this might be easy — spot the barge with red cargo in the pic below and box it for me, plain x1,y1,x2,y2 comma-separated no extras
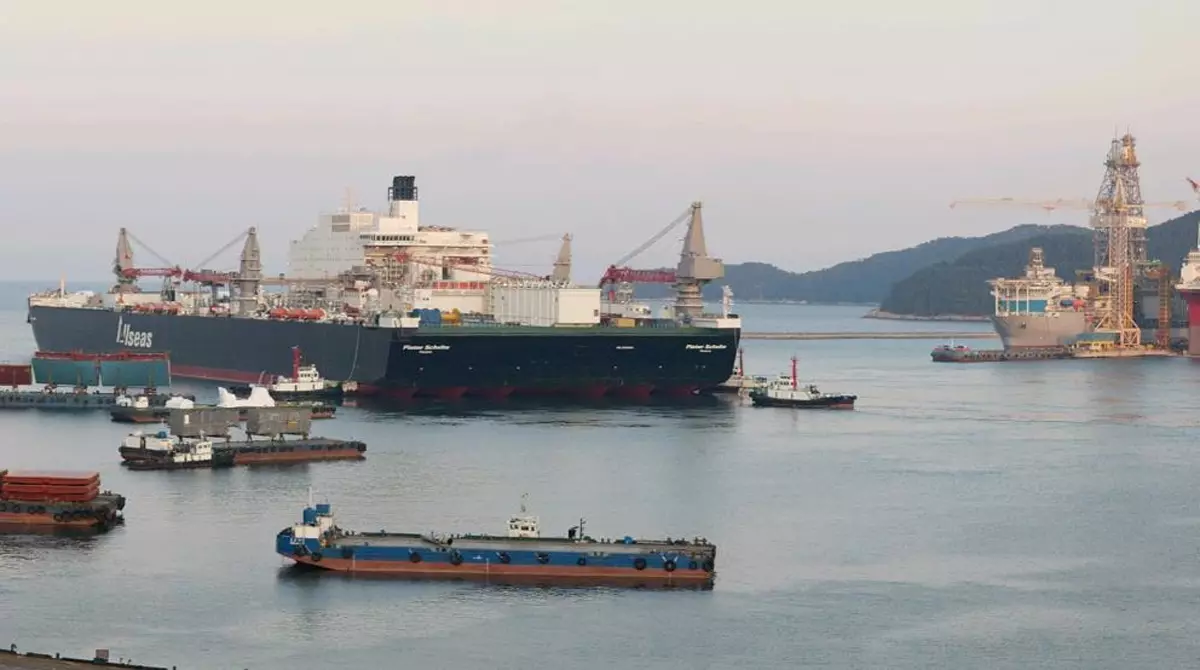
276,497,716,587
27,176,740,401
0,470,125,532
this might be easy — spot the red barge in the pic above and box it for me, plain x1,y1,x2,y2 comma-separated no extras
0,470,126,532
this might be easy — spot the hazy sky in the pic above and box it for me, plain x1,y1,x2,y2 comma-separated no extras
3,1,1199,283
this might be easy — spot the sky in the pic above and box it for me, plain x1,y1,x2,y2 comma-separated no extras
2,0,1200,283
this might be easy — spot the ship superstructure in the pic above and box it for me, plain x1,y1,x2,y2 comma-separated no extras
28,175,741,399
989,248,1090,349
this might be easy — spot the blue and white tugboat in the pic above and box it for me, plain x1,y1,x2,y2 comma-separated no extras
749,357,856,409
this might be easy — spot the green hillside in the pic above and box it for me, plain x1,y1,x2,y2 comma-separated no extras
636,224,1080,303
878,210,1200,316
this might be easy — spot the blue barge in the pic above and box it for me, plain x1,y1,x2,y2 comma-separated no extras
276,500,716,587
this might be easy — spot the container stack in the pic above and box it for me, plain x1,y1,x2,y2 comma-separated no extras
245,407,312,437
0,470,101,503
168,407,239,437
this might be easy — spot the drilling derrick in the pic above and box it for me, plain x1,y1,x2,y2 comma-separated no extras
1090,134,1144,348
1093,133,1147,269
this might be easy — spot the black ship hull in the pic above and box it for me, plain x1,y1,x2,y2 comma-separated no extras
28,306,740,399
750,394,856,409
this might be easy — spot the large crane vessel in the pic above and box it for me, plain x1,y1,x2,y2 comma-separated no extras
27,176,740,399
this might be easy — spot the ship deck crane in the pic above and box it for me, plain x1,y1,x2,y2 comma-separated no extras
116,228,248,286
597,206,694,293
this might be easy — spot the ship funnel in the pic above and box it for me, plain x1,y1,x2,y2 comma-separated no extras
389,176,418,202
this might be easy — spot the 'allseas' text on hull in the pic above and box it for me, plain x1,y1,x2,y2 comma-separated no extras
27,175,742,399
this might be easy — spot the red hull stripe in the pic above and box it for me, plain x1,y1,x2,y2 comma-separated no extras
287,555,714,582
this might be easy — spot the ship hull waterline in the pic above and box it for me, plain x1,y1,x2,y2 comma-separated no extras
29,306,739,399
991,312,1089,349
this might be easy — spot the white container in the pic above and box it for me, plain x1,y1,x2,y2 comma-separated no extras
489,283,601,327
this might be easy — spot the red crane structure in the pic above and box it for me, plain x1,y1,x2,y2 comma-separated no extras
596,205,694,298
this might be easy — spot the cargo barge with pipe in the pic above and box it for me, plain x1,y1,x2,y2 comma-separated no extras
0,470,125,532
119,406,365,470
27,176,740,401
120,435,366,470
277,497,715,587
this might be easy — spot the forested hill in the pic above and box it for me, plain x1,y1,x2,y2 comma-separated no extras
636,224,1080,303
877,210,1200,316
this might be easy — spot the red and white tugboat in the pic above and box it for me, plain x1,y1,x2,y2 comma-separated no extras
228,347,344,401
749,357,856,409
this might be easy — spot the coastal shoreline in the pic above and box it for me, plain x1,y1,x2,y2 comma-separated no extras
862,308,990,323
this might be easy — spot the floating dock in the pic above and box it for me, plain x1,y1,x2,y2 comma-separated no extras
932,344,1181,363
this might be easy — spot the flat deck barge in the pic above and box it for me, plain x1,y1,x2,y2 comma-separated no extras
1,389,192,410
121,436,366,470
277,501,715,588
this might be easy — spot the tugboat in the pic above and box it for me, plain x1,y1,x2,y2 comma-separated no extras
930,342,973,362
749,357,856,409
123,438,229,471
276,493,715,587
227,347,343,401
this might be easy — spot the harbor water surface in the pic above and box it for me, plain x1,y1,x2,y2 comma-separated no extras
1,289,1199,668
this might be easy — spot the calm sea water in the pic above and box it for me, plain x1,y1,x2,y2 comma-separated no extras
1,284,1199,669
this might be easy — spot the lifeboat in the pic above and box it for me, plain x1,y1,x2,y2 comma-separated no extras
268,307,288,319
303,308,325,321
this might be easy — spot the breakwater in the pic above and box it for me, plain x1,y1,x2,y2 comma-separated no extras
742,331,997,340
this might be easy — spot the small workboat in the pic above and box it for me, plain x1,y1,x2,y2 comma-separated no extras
749,357,856,409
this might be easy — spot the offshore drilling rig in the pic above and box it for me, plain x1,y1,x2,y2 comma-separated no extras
951,132,1188,353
